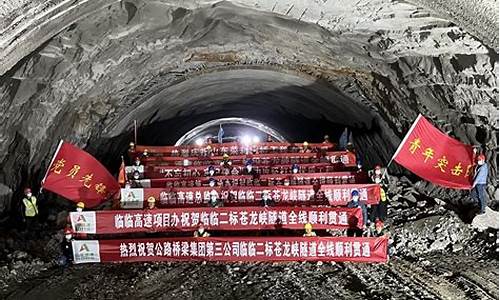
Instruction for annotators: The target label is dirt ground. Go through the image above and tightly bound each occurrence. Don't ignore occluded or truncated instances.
[1,253,497,300]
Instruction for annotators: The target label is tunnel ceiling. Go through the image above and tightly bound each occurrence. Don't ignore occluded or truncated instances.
[0,0,498,212]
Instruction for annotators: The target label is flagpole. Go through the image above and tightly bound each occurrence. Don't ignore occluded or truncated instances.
[383,114,423,178]
[40,139,64,192]
[134,120,138,145]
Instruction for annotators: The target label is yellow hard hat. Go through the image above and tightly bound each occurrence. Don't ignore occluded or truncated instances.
[303,141,309,146]
[223,154,229,158]
[147,196,156,203]
[304,223,312,230]
[76,202,85,208]
[129,142,135,147]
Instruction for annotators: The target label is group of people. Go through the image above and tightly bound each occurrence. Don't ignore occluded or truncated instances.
[19,136,489,266]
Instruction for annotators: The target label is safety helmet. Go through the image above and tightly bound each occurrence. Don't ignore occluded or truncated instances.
[304,223,313,230]
[147,196,156,203]
[129,142,135,147]
[76,202,85,209]
[351,190,359,197]
[375,165,382,170]
[223,154,229,159]
[303,141,309,146]
[324,135,329,140]
[477,154,486,161]
[24,188,31,193]
[64,227,73,235]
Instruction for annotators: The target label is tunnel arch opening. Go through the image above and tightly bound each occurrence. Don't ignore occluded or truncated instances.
[174,117,288,146]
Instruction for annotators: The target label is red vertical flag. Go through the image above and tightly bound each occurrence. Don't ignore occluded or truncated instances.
[42,141,120,207]
[392,114,474,189]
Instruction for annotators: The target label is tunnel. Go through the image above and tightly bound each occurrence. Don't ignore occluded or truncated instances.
[0,0,498,299]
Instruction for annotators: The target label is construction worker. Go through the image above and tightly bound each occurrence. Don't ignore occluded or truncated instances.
[134,156,142,167]
[323,135,330,144]
[292,163,300,174]
[208,178,217,188]
[371,165,382,181]
[209,190,220,208]
[243,160,258,179]
[303,223,317,237]
[207,165,216,177]
[128,142,135,152]
[347,190,367,237]
[260,191,275,207]
[22,188,39,231]
[61,227,74,265]
[471,154,489,214]
[373,220,386,237]
[221,153,232,167]
[76,201,85,212]
[194,224,210,237]
[146,197,156,210]
[301,142,311,153]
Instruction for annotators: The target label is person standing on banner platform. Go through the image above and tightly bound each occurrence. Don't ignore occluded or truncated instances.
[22,187,39,232]
[471,154,488,214]
[347,190,367,237]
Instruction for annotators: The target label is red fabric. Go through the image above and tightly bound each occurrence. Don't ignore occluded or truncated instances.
[144,172,360,187]
[144,163,341,178]
[141,151,351,162]
[394,115,474,189]
[72,236,388,263]
[119,184,380,208]
[42,142,120,207]
[70,207,364,234]
[132,142,335,156]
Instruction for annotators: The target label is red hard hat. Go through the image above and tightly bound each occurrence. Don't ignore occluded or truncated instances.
[477,154,486,161]
[375,165,382,170]
[64,227,73,235]
[24,188,31,193]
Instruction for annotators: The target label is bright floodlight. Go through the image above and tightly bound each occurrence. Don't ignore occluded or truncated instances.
[242,135,251,146]
[252,136,260,144]
[195,138,204,146]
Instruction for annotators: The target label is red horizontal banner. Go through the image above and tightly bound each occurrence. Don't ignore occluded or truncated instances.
[119,184,380,209]
[132,172,367,188]
[140,151,352,165]
[72,236,388,263]
[139,162,346,178]
[132,142,335,157]
[69,207,363,235]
